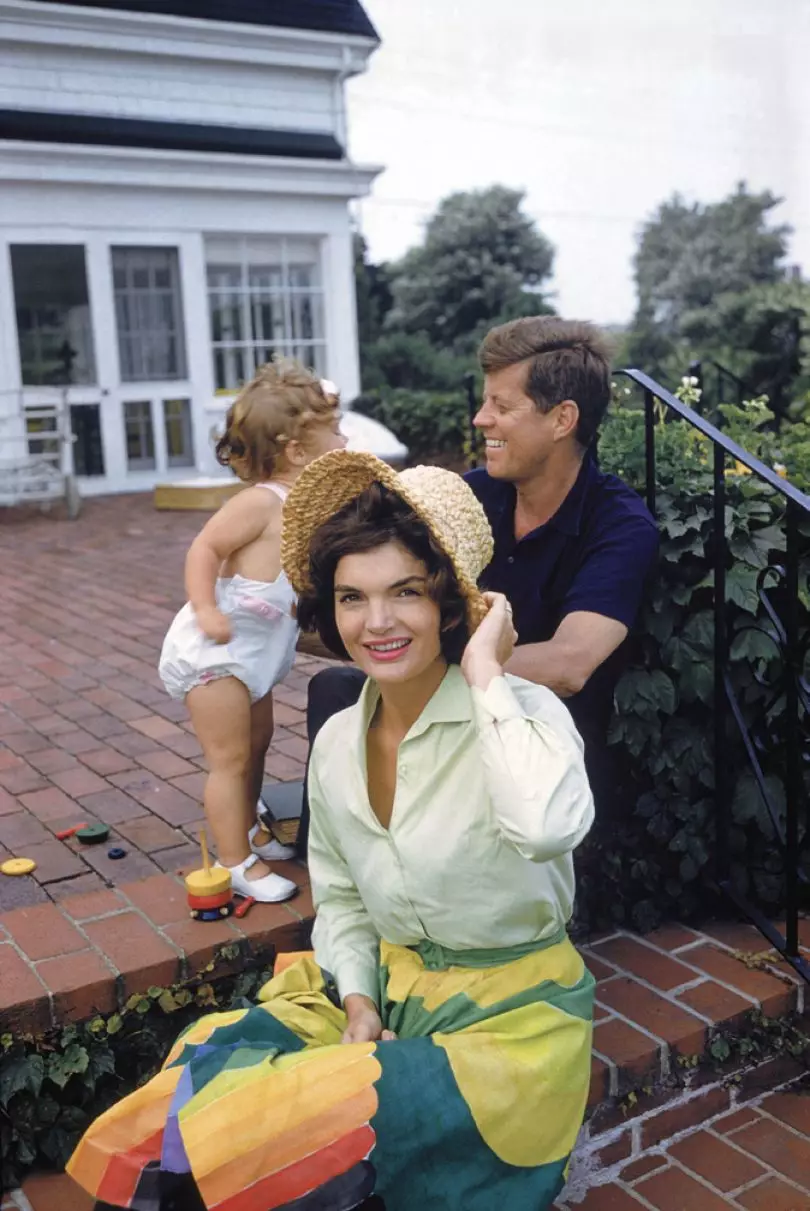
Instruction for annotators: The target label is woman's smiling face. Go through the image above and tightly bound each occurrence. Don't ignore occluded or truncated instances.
[333,541,445,685]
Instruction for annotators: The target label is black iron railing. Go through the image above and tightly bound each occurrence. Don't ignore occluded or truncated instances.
[689,359,747,415]
[618,368,809,981]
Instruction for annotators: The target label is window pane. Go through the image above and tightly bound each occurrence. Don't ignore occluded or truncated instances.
[124,400,155,470]
[206,237,324,392]
[112,248,187,382]
[209,293,244,343]
[291,344,326,376]
[70,404,105,476]
[163,398,194,468]
[10,245,96,386]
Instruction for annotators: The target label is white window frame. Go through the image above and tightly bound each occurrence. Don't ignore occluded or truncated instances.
[112,246,187,383]
[205,236,326,392]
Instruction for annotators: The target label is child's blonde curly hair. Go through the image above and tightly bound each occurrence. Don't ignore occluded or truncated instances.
[215,358,339,481]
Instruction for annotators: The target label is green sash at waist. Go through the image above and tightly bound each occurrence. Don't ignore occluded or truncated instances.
[408,926,566,971]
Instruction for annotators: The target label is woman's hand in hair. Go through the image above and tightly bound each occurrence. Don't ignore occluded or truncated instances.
[461,592,517,690]
[342,994,397,1044]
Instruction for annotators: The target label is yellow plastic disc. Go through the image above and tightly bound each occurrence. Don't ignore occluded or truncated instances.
[1,858,37,877]
[184,866,231,897]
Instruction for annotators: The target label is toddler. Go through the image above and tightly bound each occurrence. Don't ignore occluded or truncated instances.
[159,360,345,901]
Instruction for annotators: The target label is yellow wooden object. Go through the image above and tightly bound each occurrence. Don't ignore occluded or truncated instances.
[185,830,231,897]
[154,478,245,512]
[1,857,37,876]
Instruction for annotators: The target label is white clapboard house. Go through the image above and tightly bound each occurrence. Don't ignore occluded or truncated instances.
[0,0,401,505]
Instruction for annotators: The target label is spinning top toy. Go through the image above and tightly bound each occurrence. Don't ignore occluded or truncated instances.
[55,822,110,845]
[185,830,234,921]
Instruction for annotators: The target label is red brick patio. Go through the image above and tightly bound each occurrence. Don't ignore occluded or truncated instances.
[1,495,808,1209]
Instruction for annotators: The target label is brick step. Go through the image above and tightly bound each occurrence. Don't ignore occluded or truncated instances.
[556,1076,810,1209]
[2,902,807,1206]
[0,868,313,1032]
[574,919,810,1190]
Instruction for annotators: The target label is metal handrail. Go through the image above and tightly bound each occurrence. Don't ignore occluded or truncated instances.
[616,366,809,983]
[618,368,810,509]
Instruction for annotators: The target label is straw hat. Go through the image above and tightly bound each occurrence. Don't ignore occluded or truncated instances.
[281,450,495,631]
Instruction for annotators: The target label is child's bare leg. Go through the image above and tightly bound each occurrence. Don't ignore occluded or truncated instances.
[187,678,253,867]
[249,690,274,818]
[187,678,280,881]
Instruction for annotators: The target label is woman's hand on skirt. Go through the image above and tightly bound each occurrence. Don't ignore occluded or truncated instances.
[342,995,397,1044]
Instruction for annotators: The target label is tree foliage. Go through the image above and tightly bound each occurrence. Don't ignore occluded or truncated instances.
[384,186,555,350]
[626,183,809,412]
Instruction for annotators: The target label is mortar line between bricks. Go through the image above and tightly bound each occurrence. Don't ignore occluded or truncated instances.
[652,949,766,1007]
[624,1071,810,1196]
[603,967,720,1024]
[594,1003,672,1076]
[667,975,709,995]
[729,1168,810,1200]
[591,1047,618,1098]
[1,935,50,994]
[674,935,799,993]
[660,1150,753,1207]
[578,1074,735,1191]
[747,1100,810,1146]
[112,874,306,978]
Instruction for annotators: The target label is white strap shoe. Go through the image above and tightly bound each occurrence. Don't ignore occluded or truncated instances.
[217,855,297,903]
[249,822,296,862]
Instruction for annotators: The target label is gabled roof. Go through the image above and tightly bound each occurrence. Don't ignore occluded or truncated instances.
[32,0,379,40]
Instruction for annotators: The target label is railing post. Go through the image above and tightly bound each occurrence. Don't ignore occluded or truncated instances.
[713,441,729,882]
[643,388,656,516]
[783,500,800,958]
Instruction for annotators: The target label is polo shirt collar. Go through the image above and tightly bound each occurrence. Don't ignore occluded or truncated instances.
[548,453,596,538]
[486,452,596,542]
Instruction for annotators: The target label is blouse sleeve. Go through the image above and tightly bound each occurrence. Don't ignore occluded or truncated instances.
[470,675,594,862]
[307,749,381,1006]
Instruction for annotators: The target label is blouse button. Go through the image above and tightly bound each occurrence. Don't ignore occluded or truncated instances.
[507,555,515,564]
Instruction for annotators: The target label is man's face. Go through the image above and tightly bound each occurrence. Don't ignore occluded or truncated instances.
[474,361,562,483]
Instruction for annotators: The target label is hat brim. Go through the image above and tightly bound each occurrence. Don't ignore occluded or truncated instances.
[281,451,490,634]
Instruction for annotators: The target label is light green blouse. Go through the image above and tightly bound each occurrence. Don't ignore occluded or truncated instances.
[307,664,595,1004]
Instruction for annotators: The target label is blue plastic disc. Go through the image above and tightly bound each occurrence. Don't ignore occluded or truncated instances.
[108,847,126,860]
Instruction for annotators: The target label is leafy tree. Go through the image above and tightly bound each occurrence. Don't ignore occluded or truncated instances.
[354,231,393,348]
[384,186,554,349]
[626,184,803,408]
[681,279,810,417]
[358,330,469,393]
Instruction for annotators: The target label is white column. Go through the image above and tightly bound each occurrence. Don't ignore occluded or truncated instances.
[322,224,361,403]
[178,233,219,474]
[0,237,23,422]
[85,234,127,488]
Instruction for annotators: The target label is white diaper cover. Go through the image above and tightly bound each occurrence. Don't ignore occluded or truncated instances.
[159,572,298,704]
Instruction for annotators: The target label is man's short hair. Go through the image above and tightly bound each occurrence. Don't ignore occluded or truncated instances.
[478,317,612,448]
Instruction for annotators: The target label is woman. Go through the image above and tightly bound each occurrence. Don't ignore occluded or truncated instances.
[69,451,595,1211]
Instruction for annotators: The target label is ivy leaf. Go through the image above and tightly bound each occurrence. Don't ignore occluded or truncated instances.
[726,567,760,614]
[0,1055,44,1106]
[710,1036,731,1061]
[47,1044,89,1090]
[730,627,779,663]
[106,1014,123,1036]
[679,855,699,882]
[86,1048,116,1083]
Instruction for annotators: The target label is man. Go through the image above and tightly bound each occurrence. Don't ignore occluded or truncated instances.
[293,317,658,853]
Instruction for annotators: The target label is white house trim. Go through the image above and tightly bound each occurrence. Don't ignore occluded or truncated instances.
[0,1,378,73]
[0,142,382,199]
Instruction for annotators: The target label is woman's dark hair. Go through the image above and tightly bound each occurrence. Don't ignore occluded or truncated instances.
[297,483,470,662]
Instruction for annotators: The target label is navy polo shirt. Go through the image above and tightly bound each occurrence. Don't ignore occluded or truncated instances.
[465,457,658,795]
